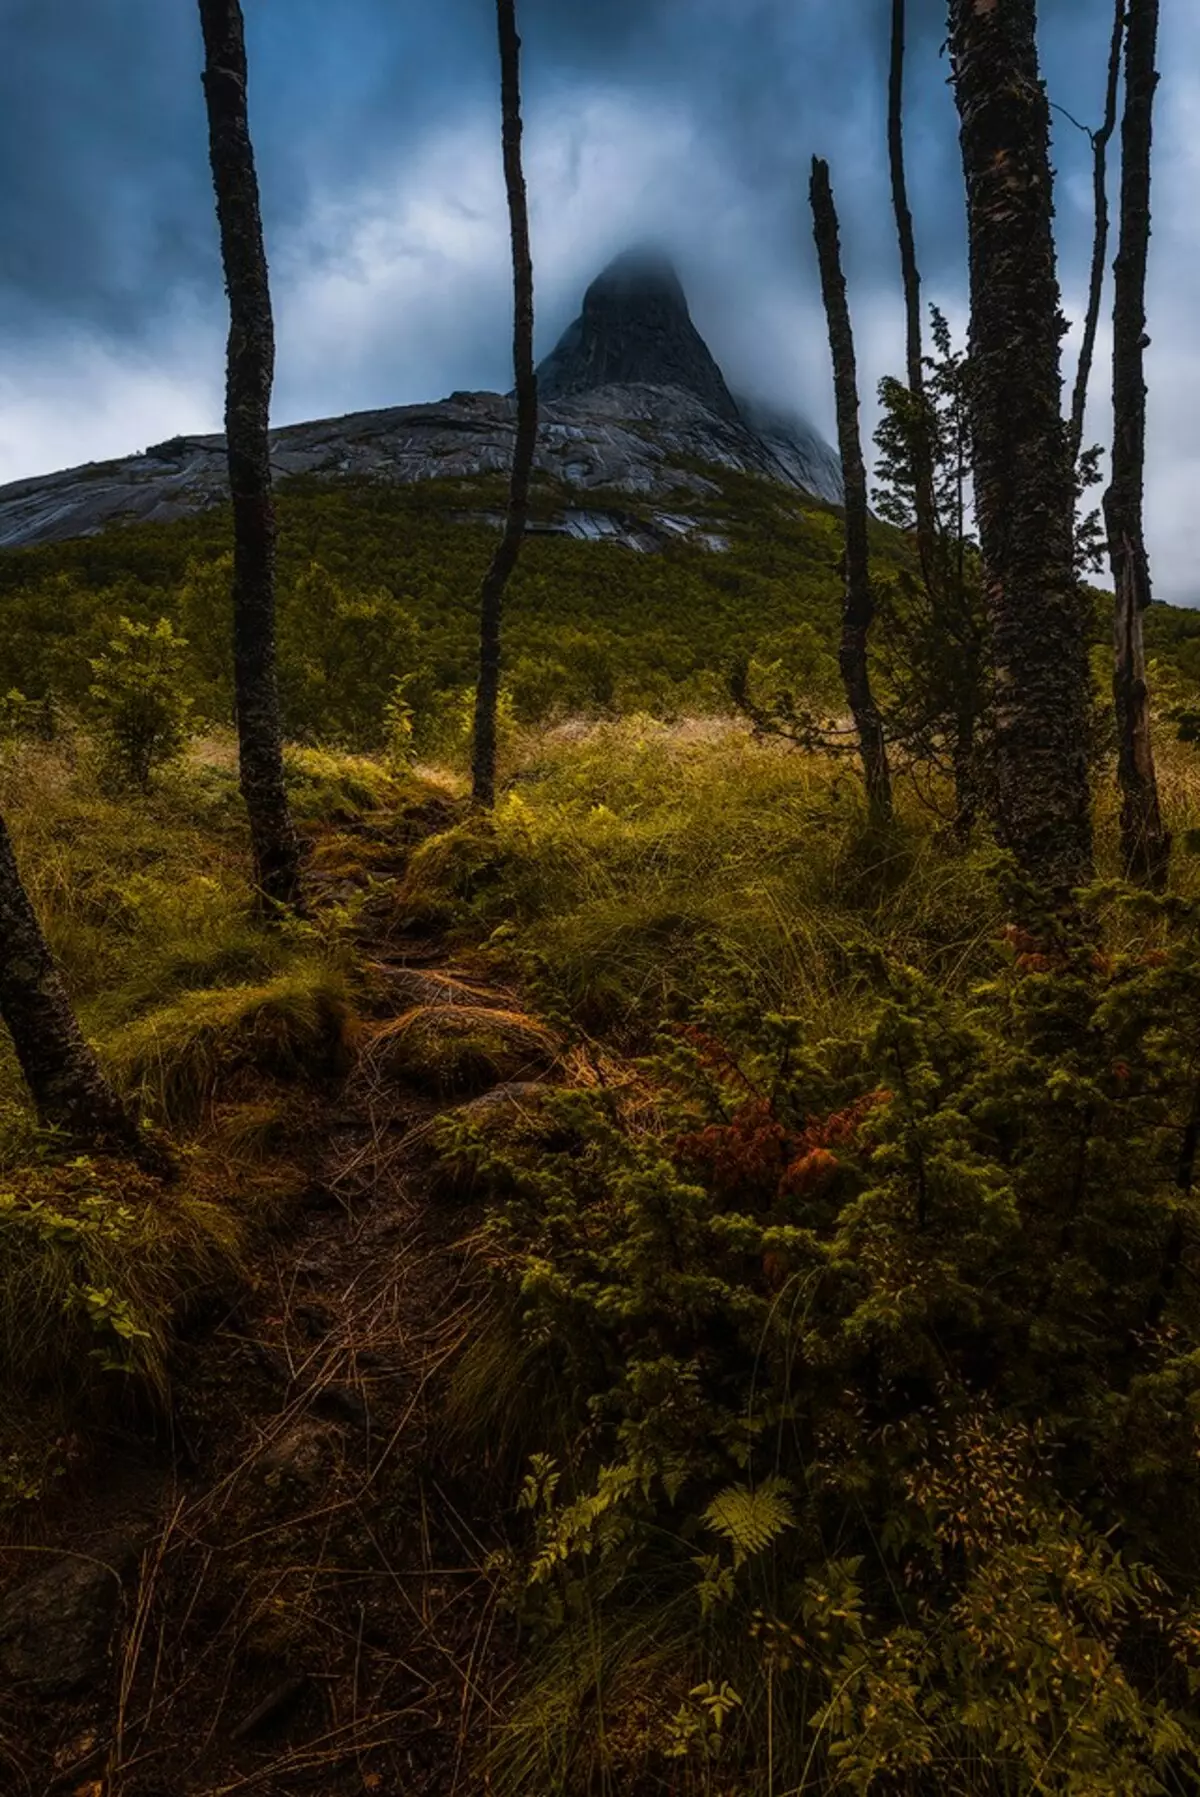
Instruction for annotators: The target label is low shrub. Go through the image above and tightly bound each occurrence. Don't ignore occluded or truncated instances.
[452,885,1200,1795]
[284,744,414,822]
[86,615,193,790]
[0,1155,242,1406]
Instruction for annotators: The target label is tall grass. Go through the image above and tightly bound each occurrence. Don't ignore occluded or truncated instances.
[404,719,1006,1040]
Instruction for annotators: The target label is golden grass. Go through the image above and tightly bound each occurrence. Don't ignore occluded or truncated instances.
[364,1002,559,1099]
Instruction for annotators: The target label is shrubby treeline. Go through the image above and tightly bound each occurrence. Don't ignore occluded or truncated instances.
[0,472,856,755]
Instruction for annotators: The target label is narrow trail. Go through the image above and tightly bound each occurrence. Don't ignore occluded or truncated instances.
[4,805,550,1797]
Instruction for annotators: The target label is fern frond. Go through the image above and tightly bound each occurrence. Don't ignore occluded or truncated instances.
[703,1476,796,1567]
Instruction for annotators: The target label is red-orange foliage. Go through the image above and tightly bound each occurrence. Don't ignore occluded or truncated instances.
[676,1077,890,1211]
[779,1145,841,1201]
[677,1098,790,1203]
[674,1024,758,1094]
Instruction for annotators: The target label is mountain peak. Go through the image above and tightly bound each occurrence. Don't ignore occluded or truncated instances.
[537,246,741,422]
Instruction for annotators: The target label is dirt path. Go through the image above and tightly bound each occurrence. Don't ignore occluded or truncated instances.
[2,826,538,1796]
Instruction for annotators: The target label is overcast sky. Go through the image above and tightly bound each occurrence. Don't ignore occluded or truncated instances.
[0,1,1196,601]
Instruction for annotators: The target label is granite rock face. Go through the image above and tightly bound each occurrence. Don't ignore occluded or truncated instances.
[0,251,843,554]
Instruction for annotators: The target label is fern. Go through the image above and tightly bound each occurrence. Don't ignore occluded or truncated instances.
[703,1476,796,1567]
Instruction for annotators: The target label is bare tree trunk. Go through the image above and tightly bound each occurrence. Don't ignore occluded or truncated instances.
[1068,0,1125,467]
[472,0,538,810]
[810,157,893,822]
[0,814,146,1156]
[948,0,1093,897]
[1105,0,1169,886]
[199,0,302,907]
[888,0,938,590]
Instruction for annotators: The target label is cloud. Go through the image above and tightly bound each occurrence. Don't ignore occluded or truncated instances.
[0,307,223,487]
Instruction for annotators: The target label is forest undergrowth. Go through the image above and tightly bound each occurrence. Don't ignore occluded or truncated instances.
[5,716,1200,1792]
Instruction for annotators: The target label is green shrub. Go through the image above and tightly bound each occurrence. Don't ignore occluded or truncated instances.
[87,615,193,790]
[452,886,1200,1794]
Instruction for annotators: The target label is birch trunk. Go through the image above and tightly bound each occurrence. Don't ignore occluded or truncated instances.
[888,0,938,592]
[810,156,893,821]
[1068,0,1125,466]
[1105,0,1169,887]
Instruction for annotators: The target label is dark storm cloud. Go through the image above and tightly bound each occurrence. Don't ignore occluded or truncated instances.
[0,1,1196,598]
[0,0,205,331]
[0,0,1078,330]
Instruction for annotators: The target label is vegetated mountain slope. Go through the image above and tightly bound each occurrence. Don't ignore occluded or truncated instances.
[0,465,878,747]
[0,248,842,556]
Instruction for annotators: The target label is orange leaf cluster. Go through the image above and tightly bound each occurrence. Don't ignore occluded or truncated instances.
[676,1085,890,1210]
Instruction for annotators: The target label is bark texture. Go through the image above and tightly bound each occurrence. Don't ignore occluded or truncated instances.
[199,0,301,906]
[810,157,893,821]
[888,0,938,590]
[0,814,143,1151]
[948,0,1093,895]
[1068,0,1125,465]
[472,0,538,809]
[1105,0,1169,885]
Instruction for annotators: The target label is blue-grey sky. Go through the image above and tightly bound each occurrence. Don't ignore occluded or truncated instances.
[0,1,1197,601]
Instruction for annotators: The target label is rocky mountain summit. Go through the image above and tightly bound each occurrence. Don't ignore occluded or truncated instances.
[0,250,842,554]
[537,246,742,424]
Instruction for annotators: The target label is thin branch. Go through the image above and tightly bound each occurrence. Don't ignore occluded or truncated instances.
[1068,1,1126,464]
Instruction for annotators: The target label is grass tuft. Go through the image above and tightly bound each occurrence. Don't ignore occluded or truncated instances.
[103,961,358,1124]
[365,1003,558,1100]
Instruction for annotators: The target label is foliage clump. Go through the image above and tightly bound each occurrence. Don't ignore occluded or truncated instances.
[0,1154,242,1407]
[87,615,193,790]
[103,960,357,1125]
[448,874,1200,1794]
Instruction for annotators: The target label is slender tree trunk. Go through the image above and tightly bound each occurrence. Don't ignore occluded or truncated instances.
[1105,0,1169,886]
[888,0,938,590]
[948,0,1093,896]
[199,0,302,906]
[472,0,538,810]
[0,814,145,1155]
[810,157,893,822]
[1068,0,1125,466]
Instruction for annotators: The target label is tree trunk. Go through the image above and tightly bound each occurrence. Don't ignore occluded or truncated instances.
[810,157,892,822]
[472,0,538,810]
[1068,0,1125,467]
[948,0,1093,897]
[888,0,938,592]
[1105,0,1169,887]
[199,0,302,907]
[0,814,145,1155]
